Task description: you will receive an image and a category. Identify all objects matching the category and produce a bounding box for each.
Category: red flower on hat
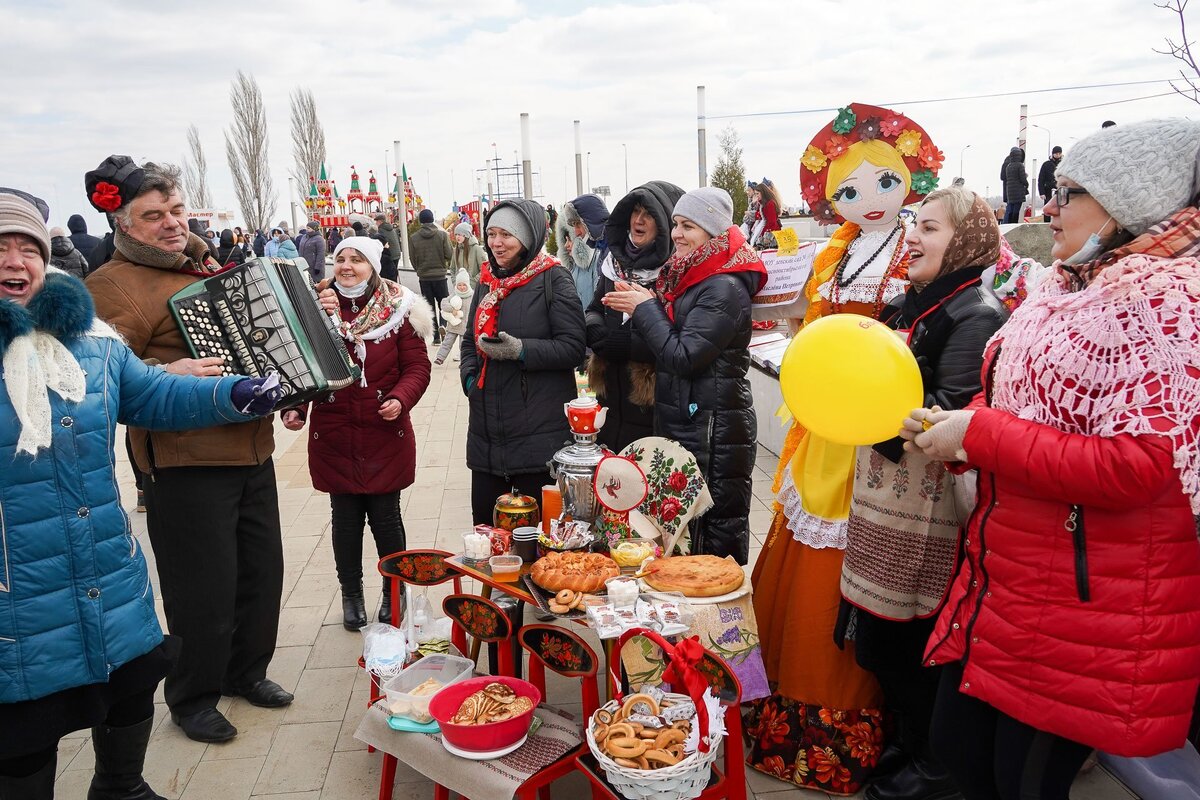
[879,114,909,138]
[822,134,852,161]
[917,141,945,171]
[91,181,123,212]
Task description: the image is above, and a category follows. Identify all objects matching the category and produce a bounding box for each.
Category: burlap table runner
[354,702,582,800]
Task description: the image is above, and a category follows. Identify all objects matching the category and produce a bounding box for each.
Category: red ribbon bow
[91,181,122,212]
[662,636,711,707]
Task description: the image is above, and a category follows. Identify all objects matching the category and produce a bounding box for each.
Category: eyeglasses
[1054,186,1090,207]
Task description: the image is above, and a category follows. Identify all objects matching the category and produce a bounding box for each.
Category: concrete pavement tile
[140,718,211,798]
[180,756,265,799]
[285,514,330,539]
[282,666,356,724]
[201,701,283,762]
[266,645,312,696]
[402,493,444,520]
[249,793,320,800]
[320,749,429,800]
[285,571,341,609]
[276,605,327,647]
[308,622,367,670]
[53,768,94,798]
[253,721,340,795]
[335,691,372,752]
[54,737,86,777]
[300,495,331,517]
[282,534,321,566]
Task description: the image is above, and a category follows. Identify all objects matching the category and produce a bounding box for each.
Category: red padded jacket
[926,349,1200,757]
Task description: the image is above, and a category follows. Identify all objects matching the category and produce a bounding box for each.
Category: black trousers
[471,470,553,527]
[930,662,1092,800]
[0,688,154,778]
[330,492,407,590]
[125,432,144,492]
[144,460,284,716]
[381,257,399,282]
[419,278,449,332]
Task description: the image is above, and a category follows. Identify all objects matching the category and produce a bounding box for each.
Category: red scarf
[473,251,558,387]
[655,226,767,321]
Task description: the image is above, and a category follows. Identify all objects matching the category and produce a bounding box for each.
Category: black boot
[87,716,164,800]
[0,755,56,800]
[865,758,962,800]
[342,583,367,631]
[378,582,393,625]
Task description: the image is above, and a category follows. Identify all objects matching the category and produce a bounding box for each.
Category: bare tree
[224,70,277,232]
[289,87,327,206]
[181,124,213,209]
[1157,0,1200,104]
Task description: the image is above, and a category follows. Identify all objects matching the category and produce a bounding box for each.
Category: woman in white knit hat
[903,118,1200,800]
[604,186,767,563]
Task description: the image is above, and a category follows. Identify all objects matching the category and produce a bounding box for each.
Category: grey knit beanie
[1056,118,1200,236]
[485,206,534,251]
[0,193,51,262]
[672,187,734,238]
[453,222,473,238]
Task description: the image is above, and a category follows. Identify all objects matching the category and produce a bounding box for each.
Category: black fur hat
[84,155,145,214]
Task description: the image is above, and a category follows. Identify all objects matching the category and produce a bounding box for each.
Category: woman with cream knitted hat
[905,118,1200,799]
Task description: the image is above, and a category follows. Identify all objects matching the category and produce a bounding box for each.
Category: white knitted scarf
[990,253,1200,513]
[5,320,122,455]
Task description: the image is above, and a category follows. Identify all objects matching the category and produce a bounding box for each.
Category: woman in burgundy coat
[283,237,433,630]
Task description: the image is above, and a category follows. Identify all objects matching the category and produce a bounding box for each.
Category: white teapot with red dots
[564,396,608,436]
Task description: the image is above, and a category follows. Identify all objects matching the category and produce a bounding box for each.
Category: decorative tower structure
[346,166,365,215]
[365,171,382,214]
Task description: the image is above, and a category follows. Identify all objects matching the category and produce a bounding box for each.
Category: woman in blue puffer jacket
[0,191,279,799]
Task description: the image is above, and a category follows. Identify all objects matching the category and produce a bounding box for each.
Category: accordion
[169,257,359,409]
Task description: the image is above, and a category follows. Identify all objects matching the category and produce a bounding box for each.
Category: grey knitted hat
[0,193,51,262]
[1056,118,1200,236]
[485,205,534,251]
[453,222,473,238]
[672,187,734,238]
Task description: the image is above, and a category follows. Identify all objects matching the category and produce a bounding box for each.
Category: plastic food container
[488,555,523,582]
[382,653,474,723]
[429,675,541,753]
[609,538,659,570]
[605,576,640,609]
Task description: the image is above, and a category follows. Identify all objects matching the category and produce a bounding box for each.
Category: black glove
[231,374,283,416]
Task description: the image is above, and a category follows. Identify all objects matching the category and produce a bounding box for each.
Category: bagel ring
[635,755,650,770]
[554,589,575,605]
[644,748,681,767]
[654,728,686,749]
[613,757,640,769]
[621,693,661,718]
[605,737,648,759]
[606,722,635,741]
[593,723,610,744]
[594,709,613,725]
[548,601,570,614]
[666,743,686,761]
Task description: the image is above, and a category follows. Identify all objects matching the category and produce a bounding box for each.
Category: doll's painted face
[830,159,908,233]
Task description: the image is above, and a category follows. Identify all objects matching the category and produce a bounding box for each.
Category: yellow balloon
[780,314,923,446]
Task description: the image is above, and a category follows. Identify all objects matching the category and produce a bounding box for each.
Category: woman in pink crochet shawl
[903,119,1200,800]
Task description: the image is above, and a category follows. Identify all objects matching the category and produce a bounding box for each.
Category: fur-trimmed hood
[0,273,96,356]
[404,288,435,341]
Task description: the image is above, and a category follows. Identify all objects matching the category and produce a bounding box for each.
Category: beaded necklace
[831,222,907,318]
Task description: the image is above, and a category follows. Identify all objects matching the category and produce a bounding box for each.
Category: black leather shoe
[378,583,393,625]
[342,588,368,631]
[871,742,908,780]
[225,678,294,708]
[170,708,237,743]
[866,759,963,800]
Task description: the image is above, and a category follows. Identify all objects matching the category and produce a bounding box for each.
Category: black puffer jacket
[50,235,89,279]
[460,200,586,477]
[586,181,685,452]
[1003,149,1028,205]
[631,267,759,565]
[874,264,1009,461]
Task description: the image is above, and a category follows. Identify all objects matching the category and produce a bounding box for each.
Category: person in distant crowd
[460,199,586,524]
[1102,119,1117,128]
[585,180,685,452]
[252,228,267,257]
[374,213,402,280]
[84,156,293,745]
[265,227,299,260]
[203,227,219,257]
[545,203,558,229]
[451,221,486,283]
[299,220,326,283]
[283,237,432,630]
[908,119,1200,800]
[436,268,474,365]
[49,225,89,278]
[563,194,609,311]
[603,187,765,562]
[327,225,343,251]
[0,190,280,800]
[67,213,101,266]
[749,177,783,249]
[410,208,453,342]
[556,202,593,292]
[1002,146,1027,223]
[742,180,759,235]
[351,220,365,236]
[1039,145,1063,222]
[216,228,247,267]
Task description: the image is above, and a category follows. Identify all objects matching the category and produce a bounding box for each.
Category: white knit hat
[1056,118,1200,236]
[333,236,383,273]
[672,187,734,237]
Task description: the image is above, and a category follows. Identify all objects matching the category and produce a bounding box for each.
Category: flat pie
[531,551,620,593]
[642,555,745,598]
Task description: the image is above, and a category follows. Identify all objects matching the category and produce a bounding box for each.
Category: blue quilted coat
[0,274,251,704]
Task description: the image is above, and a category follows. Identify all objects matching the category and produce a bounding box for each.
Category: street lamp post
[959,144,972,182]
[586,151,591,192]
[622,144,628,195]
[1030,124,1052,216]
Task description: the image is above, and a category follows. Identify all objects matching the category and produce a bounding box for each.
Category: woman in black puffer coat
[460,199,586,524]
[603,187,766,564]
[585,180,685,452]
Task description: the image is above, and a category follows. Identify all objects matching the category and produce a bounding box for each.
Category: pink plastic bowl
[428,676,541,753]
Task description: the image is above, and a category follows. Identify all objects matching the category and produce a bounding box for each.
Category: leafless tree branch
[289,87,327,208]
[224,71,277,232]
[182,124,213,209]
[1157,0,1200,104]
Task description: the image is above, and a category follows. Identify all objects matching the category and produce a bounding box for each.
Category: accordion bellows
[169,257,359,409]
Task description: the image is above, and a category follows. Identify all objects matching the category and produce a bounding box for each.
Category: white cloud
[0,0,1188,233]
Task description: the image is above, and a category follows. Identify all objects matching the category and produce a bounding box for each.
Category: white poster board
[752,243,817,320]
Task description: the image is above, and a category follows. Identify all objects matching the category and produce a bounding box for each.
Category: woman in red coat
[283,237,432,631]
[903,119,1200,799]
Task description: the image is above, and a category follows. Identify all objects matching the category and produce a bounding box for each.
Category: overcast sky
[0,0,1190,232]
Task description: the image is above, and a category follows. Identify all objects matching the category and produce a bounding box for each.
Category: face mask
[1062,216,1114,266]
[338,279,370,298]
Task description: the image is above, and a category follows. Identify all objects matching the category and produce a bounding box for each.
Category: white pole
[520,113,533,200]
[622,143,628,195]
[394,140,410,270]
[287,177,298,231]
[697,86,707,188]
[1018,104,1028,219]
[573,120,583,197]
